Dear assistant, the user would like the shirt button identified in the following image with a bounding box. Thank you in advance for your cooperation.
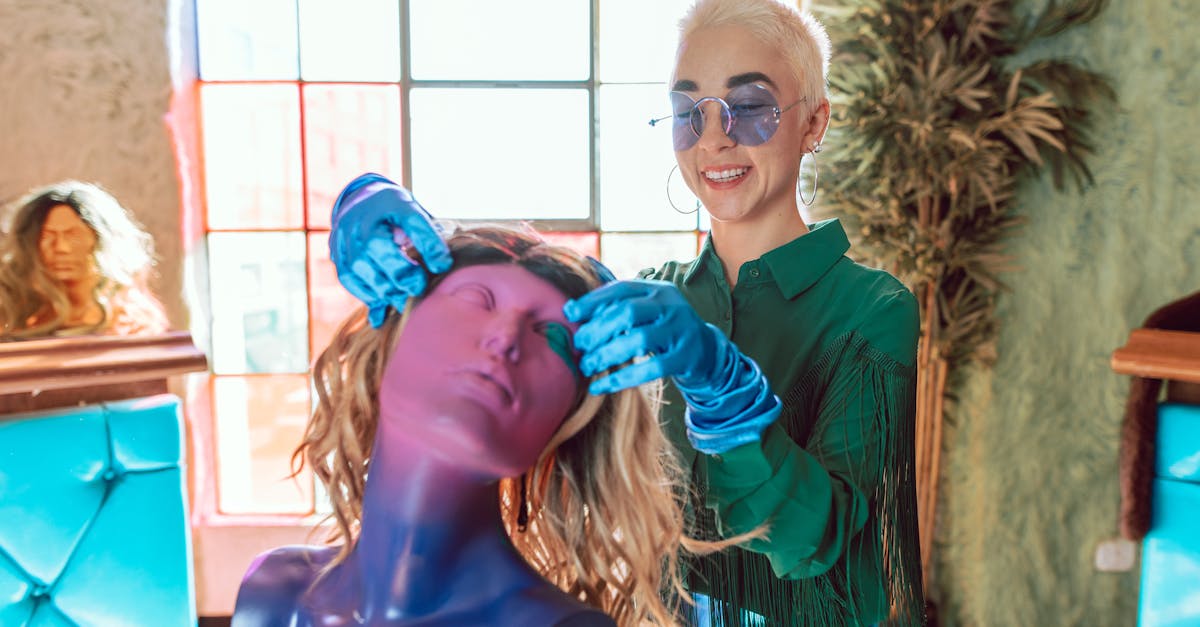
[723,311,731,321]
[749,268,760,278]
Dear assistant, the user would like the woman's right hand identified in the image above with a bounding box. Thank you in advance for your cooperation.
[329,173,453,327]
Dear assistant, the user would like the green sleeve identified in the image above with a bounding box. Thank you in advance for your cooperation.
[699,343,908,581]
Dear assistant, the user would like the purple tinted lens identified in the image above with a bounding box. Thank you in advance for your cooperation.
[669,91,702,151]
[726,84,781,147]
[668,84,783,150]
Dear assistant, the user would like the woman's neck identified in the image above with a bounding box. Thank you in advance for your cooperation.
[708,207,809,288]
[333,425,540,621]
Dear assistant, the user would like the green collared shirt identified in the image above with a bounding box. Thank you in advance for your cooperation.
[643,219,924,626]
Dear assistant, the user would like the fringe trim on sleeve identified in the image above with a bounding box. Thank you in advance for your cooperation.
[680,332,925,627]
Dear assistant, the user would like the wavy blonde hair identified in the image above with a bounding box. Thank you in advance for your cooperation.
[0,180,165,338]
[295,225,742,626]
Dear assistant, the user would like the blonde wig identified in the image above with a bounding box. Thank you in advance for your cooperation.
[0,180,166,338]
[677,0,832,108]
[297,225,740,626]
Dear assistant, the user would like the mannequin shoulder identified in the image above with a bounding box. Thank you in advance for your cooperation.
[500,584,615,627]
[232,546,336,627]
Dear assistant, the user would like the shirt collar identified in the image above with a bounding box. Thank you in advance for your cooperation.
[684,218,850,299]
[764,218,850,298]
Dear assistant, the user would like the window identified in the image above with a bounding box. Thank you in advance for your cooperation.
[191,0,703,518]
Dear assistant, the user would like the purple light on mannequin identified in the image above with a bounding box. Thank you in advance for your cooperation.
[232,264,610,626]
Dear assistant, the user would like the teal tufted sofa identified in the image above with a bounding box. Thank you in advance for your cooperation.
[0,394,196,626]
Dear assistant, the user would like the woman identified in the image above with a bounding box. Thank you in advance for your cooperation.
[329,1,925,624]
[234,225,743,626]
[0,180,168,339]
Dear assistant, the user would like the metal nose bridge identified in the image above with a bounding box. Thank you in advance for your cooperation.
[689,95,735,138]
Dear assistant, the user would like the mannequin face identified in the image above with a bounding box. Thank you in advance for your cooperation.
[38,204,97,284]
[377,264,583,478]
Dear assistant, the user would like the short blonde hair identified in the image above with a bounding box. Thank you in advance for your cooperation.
[678,0,832,107]
[297,225,733,626]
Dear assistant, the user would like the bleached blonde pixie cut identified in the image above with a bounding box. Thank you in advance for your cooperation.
[677,0,832,108]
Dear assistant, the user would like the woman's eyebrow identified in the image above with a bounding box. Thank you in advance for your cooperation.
[671,72,777,92]
[727,72,776,89]
[671,79,698,92]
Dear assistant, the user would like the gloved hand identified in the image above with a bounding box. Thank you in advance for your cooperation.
[564,279,780,453]
[329,173,453,328]
[565,279,720,395]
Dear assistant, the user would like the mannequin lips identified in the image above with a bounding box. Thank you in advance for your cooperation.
[460,363,515,407]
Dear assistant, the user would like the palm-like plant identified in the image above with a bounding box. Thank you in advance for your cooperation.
[809,0,1114,581]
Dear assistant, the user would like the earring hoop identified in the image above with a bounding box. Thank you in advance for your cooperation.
[798,144,820,207]
[666,164,700,215]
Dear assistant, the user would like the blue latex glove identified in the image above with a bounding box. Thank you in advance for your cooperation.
[677,335,782,454]
[565,279,720,395]
[329,173,453,327]
[564,279,780,453]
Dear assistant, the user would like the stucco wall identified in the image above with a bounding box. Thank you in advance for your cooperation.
[934,1,1200,625]
[0,0,186,327]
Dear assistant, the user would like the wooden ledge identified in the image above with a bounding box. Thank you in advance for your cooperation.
[0,331,208,396]
[1111,328,1200,384]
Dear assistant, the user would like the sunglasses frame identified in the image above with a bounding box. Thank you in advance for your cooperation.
[649,83,806,150]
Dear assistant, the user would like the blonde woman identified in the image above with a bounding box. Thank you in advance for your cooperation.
[0,180,167,339]
[234,224,745,626]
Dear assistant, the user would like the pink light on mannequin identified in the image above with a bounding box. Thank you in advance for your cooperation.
[378,264,582,479]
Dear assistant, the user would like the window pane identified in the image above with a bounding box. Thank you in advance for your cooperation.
[600,232,699,280]
[599,0,695,83]
[208,233,310,374]
[410,0,589,80]
[196,0,298,80]
[599,84,698,231]
[410,88,589,221]
[214,375,313,514]
[298,0,401,82]
[308,232,363,359]
[541,232,599,259]
[303,85,404,229]
[201,84,304,230]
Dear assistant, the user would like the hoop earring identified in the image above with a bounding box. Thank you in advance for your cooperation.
[666,164,700,215]
[797,144,821,207]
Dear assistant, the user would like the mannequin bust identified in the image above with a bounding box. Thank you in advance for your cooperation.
[0,180,167,340]
[234,226,709,626]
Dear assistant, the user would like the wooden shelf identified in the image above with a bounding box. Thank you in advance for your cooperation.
[1111,329,1200,384]
[0,332,208,413]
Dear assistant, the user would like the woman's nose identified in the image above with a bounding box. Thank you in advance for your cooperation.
[695,101,734,151]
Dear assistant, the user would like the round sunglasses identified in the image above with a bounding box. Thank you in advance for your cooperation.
[650,83,805,151]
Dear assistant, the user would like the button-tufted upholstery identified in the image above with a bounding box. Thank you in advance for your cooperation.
[1138,402,1200,627]
[0,394,196,626]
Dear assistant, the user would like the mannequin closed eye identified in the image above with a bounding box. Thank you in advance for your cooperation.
[452,284,495,308]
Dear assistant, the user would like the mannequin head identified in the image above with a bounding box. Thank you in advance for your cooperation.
[0,180,166,338]
[298,225,701,625]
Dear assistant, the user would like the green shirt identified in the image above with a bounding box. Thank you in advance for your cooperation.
[643,219,924,627]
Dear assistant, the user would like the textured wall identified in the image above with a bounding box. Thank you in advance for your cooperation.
[934,1,1200,625]
[0,0,185,327]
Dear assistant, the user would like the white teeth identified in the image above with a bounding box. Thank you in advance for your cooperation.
[704,168,747,182]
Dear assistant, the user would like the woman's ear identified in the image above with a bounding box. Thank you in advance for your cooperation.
[804,98,831,150]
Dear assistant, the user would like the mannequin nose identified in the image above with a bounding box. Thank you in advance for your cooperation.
[481,315,522,362]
